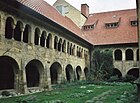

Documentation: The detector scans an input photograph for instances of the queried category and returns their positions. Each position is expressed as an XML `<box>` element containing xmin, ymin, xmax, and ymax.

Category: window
<box><xmin>131</xmin><ymin>21</ymin><xmax>138</xmax><ymax>26</ymax></box>
<box><xmin>105</xmin><ymin>22</ymin><xmax>119</xmax><ymax>28</ymax></box>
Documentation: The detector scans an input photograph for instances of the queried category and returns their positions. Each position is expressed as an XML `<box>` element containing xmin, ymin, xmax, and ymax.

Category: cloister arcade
<box><xmin>0</xmin><ymin>10</ymin><xmax>90</xmax><ymax>93</ymax></box>
<box><xmin>113</xmin><ymin>48</ymin><xmax>139</xmax><ymax>78</ymax></box>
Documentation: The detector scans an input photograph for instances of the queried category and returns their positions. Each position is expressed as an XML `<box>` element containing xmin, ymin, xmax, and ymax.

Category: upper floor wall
<box><xmin>0</xmin><ymin>2</ymin><xmax>91</xmax><ymax>68</ymax></box>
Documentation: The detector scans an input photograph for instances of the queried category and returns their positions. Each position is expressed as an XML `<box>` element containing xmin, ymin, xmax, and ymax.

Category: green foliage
<box><xmin>91</xmin><ymin>48</ymin><xmax>114</xmax><ymax>81</ymax></box>
<box><xmin>0</xmin><ymin>83</ymin><xmax>136</xmax><ymax>103</ymax></box>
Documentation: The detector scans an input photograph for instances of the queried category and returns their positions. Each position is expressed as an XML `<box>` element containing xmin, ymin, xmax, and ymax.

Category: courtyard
<box><xmin>0</xmin><ymin>82</ymin><xmax>137</xmax><ymax>103</ymax></box>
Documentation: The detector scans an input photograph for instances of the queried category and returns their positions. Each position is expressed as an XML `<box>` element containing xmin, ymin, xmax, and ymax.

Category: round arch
<box><xmin>84</xmin><ymin>67</ymin><xmax>88</xmax><ymax>80</ymax></box>
<box><xmin>114</xmin><ymin>49</ymin><xmax>122</xmax><ymax>60</ymax></box>
<box><xmin>0</xmin><ymin>56</ymin><xmax>19</xmax><ymax>90</ymax></box>
<box><xmin>5</xmin><ymin>17</ymin><xmax>14</xmax><ymax>39</ymax></box>
<box><xmin>65</xmin><ymin>64</ymin><xmax>74</xmax><ymax>82</ymax></box>
<box><xmin>34</xmin><ymin>27</ymin><xmax>40</xmax><ymax>45</ymax></box>
<box><xmin>50</xmin><ymin>62</ymin><xmax>62</xmax><ymax>84</ymax></box>
<box><xmin>47</xmin><ymin>33</ymin><xmax>52</xmax><ymax>48</ymax></box>
<box><xmin>62</xmin><ymin>40</ymin><xmax>66</xmax><ymax>52</ymax></box>
<box><xmin>58</xmin><ymin>38</ymin><xmax>62</xmax><ymax>51</ymax></box>
<box><xmin>54</xmin><ymin>36</ymin><xmax>58</xmax><ymax>50</ymax></box>
<box><xmin>76</xmin><ymin>66</ymin><xmax>82</xmax><ymax>80</ymax></box>
<box><xmin>25</xmin><ymin>59</ymin><xmax>44</xmax><ymax>87</ymax></box>
<box><xmin>127</xmin><ymin>68</ymin><xmax>139</xmax><ymax>80</ymax></box>
<box><xmin>126</xmin><ymin>49</ymin><xmax>133</xmax><ymax>60</ymax></box>
<box><xmin>23</xmin><ymin>24</ymin><xmax>31</xmax><ymax>43</ymax></box>
<box><xmin>112</xmin><ymin>68</ymin><xmax>122</xmax><ymax>78</ymax></box>
<box><xmin>40</xmin><ymin>31</ymin><xmax>46</xmax><ymax>47</ymax></box>
<box><xmin>14</xmin><ymin>21</ymin><xmax>23</xmax><ymax>41</ymax></box>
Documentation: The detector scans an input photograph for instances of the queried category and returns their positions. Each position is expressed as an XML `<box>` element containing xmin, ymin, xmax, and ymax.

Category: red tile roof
<box><xmin>16</xmin><ymin>0</ymin><xmax>138</xmax><ymax>46</ymax></box>
<box><xmin>83</xmin><ymin>9</ymin><xmax>138</xmax><ymax>45</ymax></box>
<box><xmin>17</xmin><ymin>0</ymin><xmax>88</xmax><ymax>42</ymax></box>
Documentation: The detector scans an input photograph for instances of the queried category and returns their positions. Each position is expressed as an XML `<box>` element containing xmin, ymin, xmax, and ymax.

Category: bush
<box><xmin>122</xmin><ymin>75</ymin><xmax>137</xmax><ymax>82</ymax></box>
<box><xmin>107</xmin><ymin>75</ymin><xmax>120</xmax><ymax>82</ymax></box>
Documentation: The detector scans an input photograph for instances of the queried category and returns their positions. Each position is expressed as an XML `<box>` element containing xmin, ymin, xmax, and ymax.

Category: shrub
<box><xmin>107</xmin><ymin>75</ymin><xmax>120</xmax><ymax>82</ymax></box>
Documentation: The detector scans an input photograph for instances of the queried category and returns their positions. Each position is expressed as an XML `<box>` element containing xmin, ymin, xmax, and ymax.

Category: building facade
<box><xmin>0</xmin><ymin>0</ymin><xmax>138</xmax><ymax>94</ymax></box>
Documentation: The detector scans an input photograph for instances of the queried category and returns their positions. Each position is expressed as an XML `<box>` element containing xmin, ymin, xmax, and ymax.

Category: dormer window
<box><xmin>82</xmin><ymin>20</ymin><xmax>98</xmax><ymax>31</ymax></box>
<box><xmin>105</xmin><ymin>22</ymin><xmax>119</xmax><ymax>28</ymax></box>
<box><xmin>131</xmin><ymin>21</ymin><xmax>137</xmax><ymax>26</ymax></box>
<box><xmin>129</xmin><ymin>16</ymin><xmax>137</xmax><ymax>26</ymax></box>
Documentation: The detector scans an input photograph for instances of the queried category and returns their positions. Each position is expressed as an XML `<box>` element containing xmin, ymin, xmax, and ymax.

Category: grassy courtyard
<box><xmin>0</xmin><ymin>82</ymin><xmax>137</xmax><ymax>103</ymax></box>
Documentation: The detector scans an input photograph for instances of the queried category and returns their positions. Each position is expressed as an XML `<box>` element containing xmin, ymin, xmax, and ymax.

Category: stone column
<box><xmin>21</xmin><ymin>27</ymin><xmax>25</xmax><ymax>42</ymax></box>
<box><xmin>45</xmin><ymin>63</ymin><xmax>52</xmax><ymax>90</ymax></box>
<box><xmin>19</xmin><ymin>60</ymin><xmax>28</xmax><ymax>94</ymax></box>
<box><xmin>30</xmin><ymin>27</ymin><xmax>34</xmax><ymax>44</ymax></box>
<box><xmin>38</xmin><ymin>34</ymin><xmax>41</xmax><ymax>46</ymax></box>
<box><xmin>0</xmin><ymin>15</ymin><xmax>6</xmax><ymax>40</ymax></box>
<box><xmin>121</xmin><ymin>49</ymin><xmax>126</xmax><ymax>77</ymax></box>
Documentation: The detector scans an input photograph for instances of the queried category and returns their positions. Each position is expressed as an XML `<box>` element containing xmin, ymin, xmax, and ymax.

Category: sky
<box><xmin>44</xmin><ymin>0</ymin><xmax>136</xmax><ymax>13</ymax></box>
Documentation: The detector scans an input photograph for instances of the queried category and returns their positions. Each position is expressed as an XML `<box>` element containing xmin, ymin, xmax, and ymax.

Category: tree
<box><xmin>90</xmin><ymin>48</ymin><xmax>114</xmax><ymax>81</ymax></box>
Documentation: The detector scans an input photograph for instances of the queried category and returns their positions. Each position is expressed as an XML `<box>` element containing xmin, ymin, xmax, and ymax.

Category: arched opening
<box><xmin>50</xmin><ymin>62</ymin><xmax>62</xmax><ymax>84</ymax></box>
<box><xmin>34</xmin><ymin>28</ymin><xmax>40</xmax><ymax>45</ymax></box>
<box><xmin>14</xmin><ymin>21</ymin><xmax>22</xmax><ymax>41</ymax></box>
<box><xmin>5</xmin><ymin>17</ymin><xmax>14</xmax><ymax>39</ymax></box>
<box><xmin>58</xmin><ymin>39</ymin><xmax>62</xmax><ymax>51</ymax></box>
<box><xmin>76</xmin><ymin>66</ymin><xmax>82</xmax><ymax>80</ymax></box>
<box><xmin>112</xmin><ymin>68</ymin><xmax>122</xmax><ymax>78</ymax></box>
<box><xmin>84</xmin><ymin>67</ymin><xmax>88</xmax><ymax>80</ymax></box>
<box><xmin>47</xmin><ymin>33</ymin><xmax>52</xmax><ymax>48</ymax></box>
<box><xmin>126</xmin><ymin>49</ymin><xmax>133</xmax><ymax>60</ymax></box>
<box><xmin>0</xmin><ymin>56</ymin><xmax>19</xmax><ymax>90</ymax></box>
<box><xmin>54</xmin><ymin>36</ymin><xmax>58</xmax><ymax>50</ymax></box>
<box><xmin>70</xmin><ymin>44</ymin><xmax>72</xmax><ymax>55</ymax></box>
<box><xmin>40</xmin><ymin>31</ymin><xmax>46</xmax><ymax>47</ymax></box>
<box><xmin>67</xmin><ymin>42</ymin><xmax>70</xmax><ymax>54</ymax></box>
<box><xmin>65</xmin><ymin>64</ymin><xmax>74</xmax><ymax>82</ymax></box>
<box><xmin>114</xmin><ymin>49</ymin><xmax>122</xmax><ymax>60</ymax></box>
<box><xmin>127</xmin><ymin>68</ymin><xmax>139</xmax><ymax>80</ymax></box>
<box><xmin>137</xmin><ymin>49</ymin><xmax>139</xmax><ymax>61</ymax></box>
<box><xmin>25</xmin><ymin>59</ymin><xmax>44</xmax><ymax>87</ymax></box>
<box><xmin>23</xmin><ymin>24</ymin><xmax>31</xmax><ymax>43</ymax></box>
<box><xmin>62</xmin><ymin>40</ymin><xmax>66</xmax><ymax>52</ymax></box>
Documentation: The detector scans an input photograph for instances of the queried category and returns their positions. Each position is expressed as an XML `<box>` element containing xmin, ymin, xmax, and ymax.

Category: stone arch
<box><xmin>126</xmin><ymin>49</ymin><xmax>133</xmax><ymax>60</ymax></box>
<box><xmin>127</xmin><ymin>68</ymin><xmax>139</xmax><ymax>79</ymax></box>
<box><xmin>14</xmin><ymin>21</ymin><xmax>23</xmax><ymax>41</ymax></box>
<box><xmin>50</xmin><ymin>62</ymin><xmax>62</xmax><ymax>84</ymax></box>
<box><xmin>40</xmin><ymin>31</ymin><xmax>46</xmax><ymax>47</ymax></box>
<box><xmin>65</xmin><ymin>64</ymin><xmax>74</xmax><ymax>82</ymax></box>
<box><xmin>34</xmin><ymin>27</ymin><xmax>40</xmax><ymax>45</ymax></box>
<box><xmin>84</xmin><ymin>67</ymin><xmax>88</xmax><ymax>80</ymax></box>
<box><xmin>0</xmin><ymin>56</ymin><xmax>19</xmax><ymax>90</ymax></box>
<box><xmin>114</xmin><ymin>49</ymin><xmax>122</xmax><ymax>60</ymax></box>
<box><xmin>47</xmin><ymin>33</ymin><xmax>52</xmax><ymax>48</ymax></box>
<box><xmin>62</xmin><ymin>40</ymin><xmax>66</xmax><ymax>52</ymax></box>
<box><xmin>58</xmin><ymin>38</ymin><xmax>62</xmax><ymax>51</ymax></box>
<box><xmin>23</xmin><ymin>24</ymin><xmax>31</xmax><ymax>43</ymax></box>
<box><xmin>54</xmin><ymin>36</ymin><xmax>58</xmax><ymax>50</ymax></box>
<box><xmin>5</xmin><ymin>17</ymin><xmax>14</xmax><ymax>39</ymax></box>
<box><xmin>112</xmin><ymin>68</ymin><xmax>122</xmax><ymax>78</ymax></box>
<box><xmin>25</xmin><ymin>59</ymin><xmax>44</xmax><ymax>87</ymax></box>
<box><xmin>76</xmin><ymin>66</ymin><xmax>82</xmax><ymax>80</ymax></box>
<box><xmin>137</xmin><ymin>49</ymin><xmax>139</xmax><ymax>61</ymax></box>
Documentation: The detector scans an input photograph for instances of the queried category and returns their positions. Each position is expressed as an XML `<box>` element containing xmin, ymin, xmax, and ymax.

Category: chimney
<box><xmin>81</xmin><ymin>4</ymin><xmax>89</xmax><ymax>18</ymax></box>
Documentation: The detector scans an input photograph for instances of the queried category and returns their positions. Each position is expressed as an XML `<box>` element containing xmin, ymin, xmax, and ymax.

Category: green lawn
<box><xmin>0</xmin><ymin>82</ymin><xmax>137</xmax><ymax>103</ymax></box>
